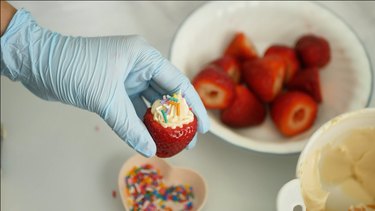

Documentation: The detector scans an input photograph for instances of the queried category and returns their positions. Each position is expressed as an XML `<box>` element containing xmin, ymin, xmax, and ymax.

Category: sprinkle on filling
<box><xmin>151</xmin><ymin>91</ymin><xmax>194</xmax><ymax>129</ymax></box>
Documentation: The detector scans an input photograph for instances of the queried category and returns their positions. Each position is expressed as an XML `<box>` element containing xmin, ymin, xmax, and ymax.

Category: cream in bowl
<box><xmin>277</xmin><ymin>108</ymin><xmax>375</xmax><ymax>211</ymax></box>
<box><xmin>301</xmin><ymin>127</ymin><xmax>375</xmax><ymax>210</ymax></box>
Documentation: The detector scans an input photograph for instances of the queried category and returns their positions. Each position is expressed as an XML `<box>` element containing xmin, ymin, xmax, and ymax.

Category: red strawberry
<box><xmin>295</xmin><ymin>34</ymin><xmax>331</xmax><ymax>68</ymax></box>
<box><xmin>224</xmin><ymin>32</ymin><xmax>258</xmax><ymax>62</ymax></box>
<box><xmin>271</xmin><ymin>91</ymin><xmax>318</xmax><ymax>137</ymax></box>
<box><xmin>192</xmin><ymin>66</ymin><xmax>236</xmax><ymax>109</ymax></box>
<box><xmin>209</xmin><ymin>55</ymin><xmax>241</xmax><ymax>83</ymax></box>
<box><xmin>287</xmin><ymin>67</ymin><xmax>323</xmax><ymax>103</ymax></box>
<box><xmin>221</xmin><ymin>85</ymin><xmax>266</xmax><ymax>128</ymax></box>
<box><xmin>242</xmin><ymin>56</ymin><xmax>286</xmax><ymax>102</ymax></box>
<box><xmin>264</xmin><ymin>45</ymin><xmax>300</xmax><ymax>83</ymax></box>
<box><xmin>144</xmin><ymin>108</ymin><xmax>197</xmax><ymax>158</ymax></box>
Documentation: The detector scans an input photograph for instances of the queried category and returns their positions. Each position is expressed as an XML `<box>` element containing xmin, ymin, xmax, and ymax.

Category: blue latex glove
<box><xmin>0</xmin><ymin>9</ymin><xmax>210</xmax><ymax>157</ymax></box>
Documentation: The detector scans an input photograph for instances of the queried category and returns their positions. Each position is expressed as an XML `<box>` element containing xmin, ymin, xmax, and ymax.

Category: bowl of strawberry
<box><xmin>170</xmin><ymin>1</ymin><xmax>373</xmax><ymax>153</ymax></box>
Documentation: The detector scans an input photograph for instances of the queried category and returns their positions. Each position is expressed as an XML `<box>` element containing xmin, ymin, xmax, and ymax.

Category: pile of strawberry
<box><xmin>192</xmin><ymin>32</ymin><xmax>331</xmax><ymax>137</ymax></box>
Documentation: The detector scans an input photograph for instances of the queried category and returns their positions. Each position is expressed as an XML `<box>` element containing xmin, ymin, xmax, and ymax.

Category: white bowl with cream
<box><xmin>277</xmin><ymin>108</ymin><xmax>375</xmax><ymax>211</ymax></box>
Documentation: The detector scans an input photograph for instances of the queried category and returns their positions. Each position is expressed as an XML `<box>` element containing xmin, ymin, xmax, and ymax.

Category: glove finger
<box><xmin>186</xmin><ymin>133</ymin><xmax>198</xmax><ymax>150</ymax></box>
<box><xmin>130</xmin><ymin>95</ymin><xmax>148</xmax><ymax>119</ymax></box>
<box><xmin>141</xmin><ymin>86</ymin><xmax>163</xmax><ymax>105</ymax></box>
<box><xmin>149</xmin><ymin>80</ymin><xmax>168</xmax><ymax>96</ymax></box>
<box><xmin>152</xmin><ymin>61</ymin><xmax>210</xmax><ymax>133</ymax></box>
<box><xmin>101</xmin><ymin>91</ymin><xmax>156</xmax><ymax>157</ymax></box>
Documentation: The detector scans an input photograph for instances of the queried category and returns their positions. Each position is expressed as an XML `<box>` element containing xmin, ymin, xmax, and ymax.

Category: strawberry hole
<box><xmin>209</xmin><ymin>90</ymin><xmax>219</xmax><ymax>98</ymax></box>
<box><xmin>293</xmin><ymin>108</ymin><xmax>305</xmax><ymax>123</ymax></box>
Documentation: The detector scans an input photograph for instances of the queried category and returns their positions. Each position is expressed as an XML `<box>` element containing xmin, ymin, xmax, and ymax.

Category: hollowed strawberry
<box><xmin>221</xmin><ymin>85</ymin><xmax>266</xmax><ymax>128</ymax></box>
<box><xmin>242</xmin><ymin>56</ymin><xmax>286</xmax><ymax>103</ymax></box>
<box><xmin>287</xmin><ymin>67</ymin><xmax>323</xmax><ymax>103</ymax></box>
<box><xmin>264</xmin><ymin>45</ymin><xmax>300</xmax><ymax>83</ymax></box>
<box><xmin>209</xmin><ymin>55</ymin><xmax>241</xmax><ymax>83</ymax></box>
<box><xmin>144</xmin><ymin>108</ymin><xmax>197</xmax><ymax>158</ymax></box>
<box><xmin>270</xmin><ymin>91</ymin><xmax>318</xmax><ymax>137</ymax></box>
<box><xmin>192</xmin><ymin>66</ymin><xmax>236</xmax><ymax>109</ymax></box>
<box><xmin>295</xmin><ymin>34</ymin><xmax>331</xmax><ymax>68</ymax></box>
<box><xmin>224</xmin><ymin>32</ymin><xmax>258</xmax><ymax>62</ymax></box>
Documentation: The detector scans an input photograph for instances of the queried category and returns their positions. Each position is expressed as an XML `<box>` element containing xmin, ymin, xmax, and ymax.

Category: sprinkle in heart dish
<box><xmin>118</xmin><ymin>154</ymin><xmax>207</xmax><ymax>211</ymax></box>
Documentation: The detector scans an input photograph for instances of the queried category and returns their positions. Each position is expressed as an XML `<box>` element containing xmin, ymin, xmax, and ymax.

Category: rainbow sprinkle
<box><xmin>158</xmin><ymin>92</ymin><xmax>191</xmax><ymax>122</ymax></box>
<box><xmin>176</xmin><ymin>103</ymin><xmax>180</xmax><ymax>116</ymax></box>
<box><xmin>168</xmin><ymin>101</ymin><xmax>178</xmax><ymax>106</ymax></box>
<box><xmin>125</xmin><ymin>164</ymin><xmax>194</xmax><ymax>211</ymax></box>
<box><xmin>161</xmin><ymin>110</ymin><xmax>168</xmax><ymax>123</ymax></box>
<box><xmin>169</xmin><ymin>97</ymin><xmax>178</xmax><ymax>102</ymax></box>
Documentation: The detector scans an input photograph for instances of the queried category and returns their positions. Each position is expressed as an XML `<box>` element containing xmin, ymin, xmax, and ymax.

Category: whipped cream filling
<box><xmin>150</xmin><ymin>91</ymin><xmax>194</xmax><ymax>129</ymax></box>
<box><xmin>300</xmin><ymin>127</ymin><xmax>375</xmax><ymax>211</ymax></box>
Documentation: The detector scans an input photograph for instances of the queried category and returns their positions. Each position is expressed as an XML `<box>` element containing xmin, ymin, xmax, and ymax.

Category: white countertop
<box><xmin>1</xmin><ymin>1</ymin><xmax>374</xmax><ymax>211</ymax></box>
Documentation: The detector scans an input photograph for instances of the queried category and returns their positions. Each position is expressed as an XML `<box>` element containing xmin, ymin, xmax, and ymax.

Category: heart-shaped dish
<box><xmin>118</xmin><ymin>154</ymin><xmax>207</xmax><ymax>211</ymax></box>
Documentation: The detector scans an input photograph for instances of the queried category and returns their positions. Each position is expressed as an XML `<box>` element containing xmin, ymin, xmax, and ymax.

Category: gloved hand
<box><xmin>0</xmin><ymin>9</ymin><xmax>210</xmax><ymax>157</ymax></box>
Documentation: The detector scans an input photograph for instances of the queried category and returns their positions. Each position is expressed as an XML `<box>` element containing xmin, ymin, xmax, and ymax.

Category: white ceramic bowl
<box><xmin>170</xmin><ymin>1</ymin><xmax>373</xmax><ymax>154</ymax></box>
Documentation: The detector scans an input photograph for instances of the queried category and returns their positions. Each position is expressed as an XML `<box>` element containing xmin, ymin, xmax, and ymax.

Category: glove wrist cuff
<box><xmin>1</xmin><ymin>9</ymin><xmax>37</xmax><ymax>81</ymax></box>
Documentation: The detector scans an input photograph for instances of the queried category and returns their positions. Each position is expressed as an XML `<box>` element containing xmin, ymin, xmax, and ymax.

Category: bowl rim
<box><xmin>168</xmin><ymin>1</ymin><xmax>374</xmax><ymax>154</ymax></box>
<box><xmin>296</xmin><ymin>107</ymin><xmax>375</xmax><ymax>177</ymax></box>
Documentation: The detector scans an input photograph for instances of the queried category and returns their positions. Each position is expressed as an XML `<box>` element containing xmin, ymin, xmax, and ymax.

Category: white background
<box><xmin>1</xmin><ymin>1</ymin><xmax>375</xmax><ymax>211</ymax></box>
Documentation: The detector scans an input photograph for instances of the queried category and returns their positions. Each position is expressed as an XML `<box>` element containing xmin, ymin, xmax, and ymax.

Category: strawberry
<box><xmin>192</xmin><ymin>66</ymin><xmax>236</xmax><ymax>109</ymax></box>
<box><xmin>264</xmin><ymin>45</ymin><xmax>300</xmax><ymax>83</ymax></box>
<box><xmin>224</xmin><ymin>32</ymin><xmax>258</xmax><ymax>62</ymax></box>
<box><xmin>287</xmin><ymin>67</ymin><xmax>323</xmax><ymax>103</ymax></box>
<box><xmin>209</xmin><ymin>55</ymin><xmax>241</xmax><ymax>83</ymax></box>
<box><xmin>295</xmin><ymin>34</ymin><xmax>331</xmax><ymax>68</ymax></box>
<box><xmin>221</xmin><ymin>85</ymin><xmax>266</xmax><ymax>128</ymax></box>
<box><xmin>242</xmin><ymin>56</ymin><xmax>286</xmax><ymax>102</ymax></box>
<box><xmin>270</xmin><ymin>91</ymin><xmax>318</xmax><ymax>137</ymax></box>
<box><xmin>144</xmin><ymin>108</ymin><xmax>197</xmax><ymax>158</ymax></box>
